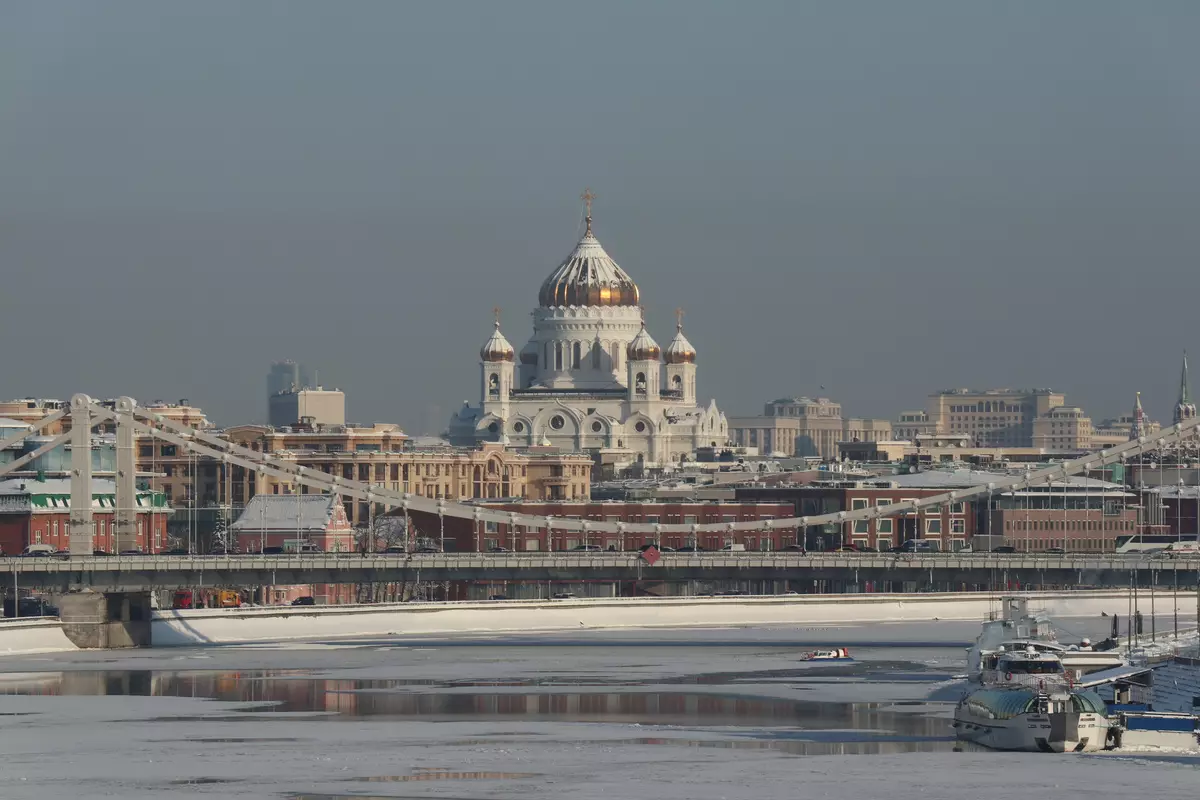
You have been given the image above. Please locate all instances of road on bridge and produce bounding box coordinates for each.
[4,552,1200,592]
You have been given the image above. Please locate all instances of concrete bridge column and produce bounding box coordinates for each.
[56,590,152,649]
[68,394,94,557]
[114,397,138,553]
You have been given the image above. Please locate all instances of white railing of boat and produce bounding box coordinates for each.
[981,670,1073,692]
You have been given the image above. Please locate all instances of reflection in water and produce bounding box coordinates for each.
[0,668,951,753]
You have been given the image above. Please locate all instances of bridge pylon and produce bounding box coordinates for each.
[114,397,138,553]
[68,394,95,556]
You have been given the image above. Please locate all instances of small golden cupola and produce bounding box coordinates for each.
[663,309,696,364]
[479,310,515,362]
[626,321,661,361]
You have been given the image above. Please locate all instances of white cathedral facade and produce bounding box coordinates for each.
[448,200,728,469]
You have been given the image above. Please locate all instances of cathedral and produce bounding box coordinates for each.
[448,193,728,470]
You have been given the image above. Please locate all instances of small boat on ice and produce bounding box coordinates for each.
[801,648,853,662]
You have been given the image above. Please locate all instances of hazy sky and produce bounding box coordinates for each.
[3,2,1200,433]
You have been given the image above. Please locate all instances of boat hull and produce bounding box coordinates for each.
[954,711,1108,752]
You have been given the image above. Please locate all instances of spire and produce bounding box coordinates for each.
[581,188,595,237]
[1130,391,1144,441]
[1175,351,1196,424]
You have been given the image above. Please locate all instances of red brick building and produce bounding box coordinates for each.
[737,471,1138,553]
[736,478,978,551]
[407,500,797,552]
[0,476,170,554]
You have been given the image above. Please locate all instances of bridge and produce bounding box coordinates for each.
[6,552,1200,592]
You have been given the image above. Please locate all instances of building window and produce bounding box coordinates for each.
[877,519,893,534]
[550,415,565,430]
[851,498,868,511]
[926,519,942,535]
[876,499,891,507]
[950,502,965,515]
[950,518,966,534]
[572,341,581,369]
[853,520,869,534]
[161,445,177,457]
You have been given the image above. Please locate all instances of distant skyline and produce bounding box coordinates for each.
[3,2,1200,432]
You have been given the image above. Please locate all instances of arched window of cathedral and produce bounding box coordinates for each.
[672,375,682,392]
[572,341,581,369]
[635,372,647,396]
[472,465,482,498]
[555,342,563,371]
[544,342,551,369]
[488,374,500,397]
[591,341,601,369]
[611,342,620,371]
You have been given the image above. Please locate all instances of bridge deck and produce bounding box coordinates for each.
[3,553,1198,592]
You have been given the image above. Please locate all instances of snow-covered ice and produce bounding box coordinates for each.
[0,620,1195,799]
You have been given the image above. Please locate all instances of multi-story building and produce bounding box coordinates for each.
[220,425,593,528]
[736,469,1135,553]
[736,473,982,551]
[1031,406,1094,451]
[268,388,346,428]
[893,410,936,441]
[267,360,313,402]
[0,476,170,554]
[729,397,891,459]
[989,477,1137,553]
[928,388,1064,447]
[411,500,795,553]
[140,399,214,431]
[0,398,67,434]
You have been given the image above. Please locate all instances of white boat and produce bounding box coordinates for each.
[800,648,852,662]
[956,651,1110,752]
[982,640,1126,681]
[967,596,1124,681]
[954,686,1111,752]
[966,597,1057,678]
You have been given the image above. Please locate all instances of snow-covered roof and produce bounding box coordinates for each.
[0,476,117,495]
[886,469,1124,492]
[231,494,343,533]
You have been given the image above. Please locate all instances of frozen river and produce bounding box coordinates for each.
[0,618,1196,799]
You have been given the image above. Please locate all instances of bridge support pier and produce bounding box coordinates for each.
[56,591,152,649]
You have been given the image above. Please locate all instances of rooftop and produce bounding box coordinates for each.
[231,494,345,532]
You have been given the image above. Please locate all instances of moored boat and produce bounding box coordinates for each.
[957,649,1109,752]
[953,685,1110,752]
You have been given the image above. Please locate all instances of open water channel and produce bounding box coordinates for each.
[0,618,1196,800]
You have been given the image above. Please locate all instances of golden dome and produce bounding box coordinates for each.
[627,323,661,361]
[538,200,640,308]
[479,321,515,363]
[664,321,696,364]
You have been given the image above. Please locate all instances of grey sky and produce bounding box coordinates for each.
[3,1,1200,432]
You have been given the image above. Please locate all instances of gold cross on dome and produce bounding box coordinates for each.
[581,188,596,235]
[493,306,501,328]
[675,307,684,330]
